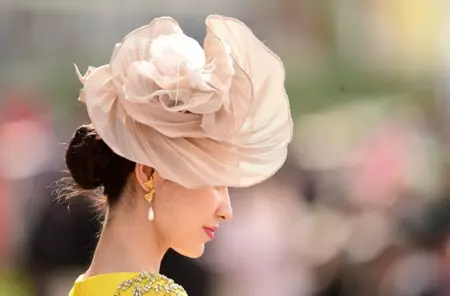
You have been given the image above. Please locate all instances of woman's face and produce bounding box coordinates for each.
[151,171,233,258]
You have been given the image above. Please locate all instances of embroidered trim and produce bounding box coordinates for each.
[114,272,187,296]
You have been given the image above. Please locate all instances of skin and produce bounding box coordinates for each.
[85,164,233,277]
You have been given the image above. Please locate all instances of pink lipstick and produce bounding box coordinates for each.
[203,226,218,239]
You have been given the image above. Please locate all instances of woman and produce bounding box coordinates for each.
[66,14,292,296]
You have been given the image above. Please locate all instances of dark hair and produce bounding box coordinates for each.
[64,124,135,207]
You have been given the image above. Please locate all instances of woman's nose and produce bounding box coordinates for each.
[216,187,233,221]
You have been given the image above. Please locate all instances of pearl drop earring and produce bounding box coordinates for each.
[144,176,155,221]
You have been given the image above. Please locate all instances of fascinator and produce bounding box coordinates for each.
[75,15,292,188]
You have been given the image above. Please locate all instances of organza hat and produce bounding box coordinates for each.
[75,15,293,189]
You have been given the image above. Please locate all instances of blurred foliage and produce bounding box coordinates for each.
[0,273,31,296]
[285,58,435,117]
[44,66,82,119]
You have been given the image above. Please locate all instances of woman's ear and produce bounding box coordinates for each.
[135,164,153,192]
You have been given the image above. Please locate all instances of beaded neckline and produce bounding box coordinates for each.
[114,271,187,296]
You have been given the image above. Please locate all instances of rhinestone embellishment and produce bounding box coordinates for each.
[114,272,187,296]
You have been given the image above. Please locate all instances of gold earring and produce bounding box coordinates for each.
[144,176,155,221]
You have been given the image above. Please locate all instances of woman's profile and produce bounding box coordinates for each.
[64,14,292,296]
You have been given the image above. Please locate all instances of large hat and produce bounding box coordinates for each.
[75,15,293,189]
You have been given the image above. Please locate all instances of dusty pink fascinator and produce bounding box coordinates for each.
[75,15,293,188]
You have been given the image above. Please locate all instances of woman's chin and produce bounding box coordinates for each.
[174,244,205,259]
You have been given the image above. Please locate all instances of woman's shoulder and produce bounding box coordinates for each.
[68,271,187,296]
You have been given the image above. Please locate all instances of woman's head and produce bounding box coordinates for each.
[65,15,293,260]
[65,124,232,258]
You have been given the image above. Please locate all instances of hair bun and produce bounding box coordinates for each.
[65,124,113,190]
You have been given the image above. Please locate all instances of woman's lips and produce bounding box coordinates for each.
[203,226,218,239]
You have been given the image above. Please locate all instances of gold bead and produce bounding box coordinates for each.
[144,178,153,190]
[144,190,154,202]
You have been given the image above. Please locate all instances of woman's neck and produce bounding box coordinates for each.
[85,208,166,277]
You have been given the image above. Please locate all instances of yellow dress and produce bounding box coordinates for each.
[68,272,187,296]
